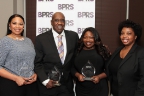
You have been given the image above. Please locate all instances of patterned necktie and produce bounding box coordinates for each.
[57,35,64,64]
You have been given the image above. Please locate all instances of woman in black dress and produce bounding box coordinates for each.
[71,27,111,96]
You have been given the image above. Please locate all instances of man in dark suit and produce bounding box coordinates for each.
[34,12,79,96]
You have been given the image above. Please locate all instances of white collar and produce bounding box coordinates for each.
[52,28,65,38]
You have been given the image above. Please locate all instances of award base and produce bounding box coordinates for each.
[54,81,61,86]
[83,77,92,81]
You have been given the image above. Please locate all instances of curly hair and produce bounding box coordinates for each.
[77,27,111,60]
[118,19,142,42]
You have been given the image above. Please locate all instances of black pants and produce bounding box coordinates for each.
[39,85,74,96]
[37,76,75,96]
[0,77,39,96]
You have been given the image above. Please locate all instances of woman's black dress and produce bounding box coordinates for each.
[73,49,108,96]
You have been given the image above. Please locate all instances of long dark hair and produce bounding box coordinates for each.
[7,14,25,36]
[77,27,111,60]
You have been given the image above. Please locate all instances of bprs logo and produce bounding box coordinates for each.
[78,0,94,1]
[38,28,51,34]
[77,28,85,34]
[65,20,74,26]
[38,12,53,17]
[38,0,54,1]
[58,4,74,10]
[78,12,94,18]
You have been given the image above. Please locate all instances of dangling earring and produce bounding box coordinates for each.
[9,27,11,30]
[135,36,137,40]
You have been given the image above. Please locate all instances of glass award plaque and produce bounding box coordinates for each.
[81,60,96,81]
[19,62,33,77]
[48,66,61,86]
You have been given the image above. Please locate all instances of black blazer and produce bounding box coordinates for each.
[34,29,79,94]
[106,43,144,96]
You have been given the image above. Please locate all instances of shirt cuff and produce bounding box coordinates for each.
[42,79,50,86]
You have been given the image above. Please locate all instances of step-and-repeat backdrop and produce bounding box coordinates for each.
[36,0,95,37]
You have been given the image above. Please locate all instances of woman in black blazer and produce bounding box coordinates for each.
[107,19,144,96]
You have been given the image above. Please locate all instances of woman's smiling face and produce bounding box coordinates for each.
[83,31,95,50]
[120,27,137,46]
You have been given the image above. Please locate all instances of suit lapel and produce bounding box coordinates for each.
[47,30,60,59]
[47,30,74,65]
[63,30,71,65]
[107,47,122,67]
[118,43,137,69]
[106,47,122,76]
[47,30,57,50]
[47,30,72,65]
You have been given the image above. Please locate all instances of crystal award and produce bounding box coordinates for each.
[48,66,61,86]
[81,60,96,81]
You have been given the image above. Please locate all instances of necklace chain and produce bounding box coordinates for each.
[15,37,24,41]
[8,34,24,41]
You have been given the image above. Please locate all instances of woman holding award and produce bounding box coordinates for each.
[0,14,39,96]
[71,27,111,96]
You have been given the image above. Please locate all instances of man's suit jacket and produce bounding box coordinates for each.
[106,43,144,96]
[34,29,79,94]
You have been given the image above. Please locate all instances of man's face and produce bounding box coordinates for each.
[51,13,65,34]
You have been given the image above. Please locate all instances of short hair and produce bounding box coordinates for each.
[118,19,142,42]
[7,14,25,36]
